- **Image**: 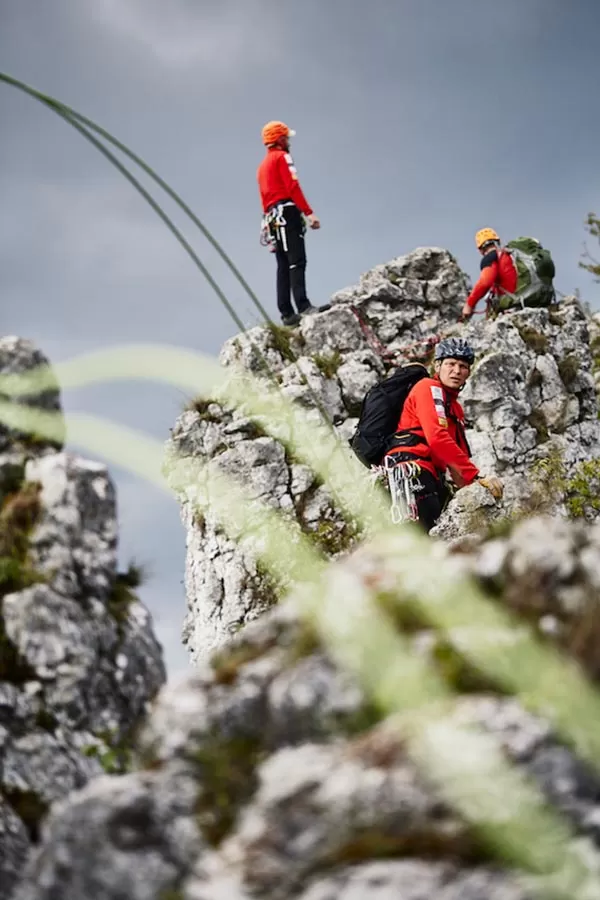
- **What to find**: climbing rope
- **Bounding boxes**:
[349,304,451,369]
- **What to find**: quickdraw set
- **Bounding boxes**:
[260,202,304,253]
[370,458,422,525]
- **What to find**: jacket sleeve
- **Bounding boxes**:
[413,381,480,484]
[278,153,313,216]
[465,258,499,310]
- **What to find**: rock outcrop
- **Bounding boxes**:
[0,338,166,897]
[165,247,600,663]
[15,513,600,900]
[10,248,600,900]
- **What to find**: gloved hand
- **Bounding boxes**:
[477,474,504,500]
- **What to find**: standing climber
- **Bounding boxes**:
[461,228,518,320]
[257,121,329,326]
[384,338,504,532]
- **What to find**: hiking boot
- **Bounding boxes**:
[281,312,302,327]
[298,303,331,317]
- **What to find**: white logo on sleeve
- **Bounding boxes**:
[285,152,298,180]
[430,385,448,426]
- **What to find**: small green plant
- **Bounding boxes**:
[238,418,268,440]
[527,367,544,390]
[0,480,46,681]
[184,396,222,423]
[590,331,600,374]
[558,355,579,387]
[266,322,296,362]
[117,559,149,589]
[513,322,549,354]
[527,409,549,443]
[193,734,265,845]
[310,517,361,557]
[253,558,281,608]
[0,481,42,560]
[564,458,600,519]
[107,560,149,629]
[158,890,184,900]
[210,642,270,686]
[548,308,565,327]
[580,212,600,282]
[525,446,567,514]
[485,512,525,540]
[313,349,343,379]
[83,735,135,775]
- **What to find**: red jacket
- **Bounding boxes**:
[257,148,313,216]
[389,376,479,486]
[465,248,518,311]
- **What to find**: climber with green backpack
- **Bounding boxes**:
[461,227,556,320]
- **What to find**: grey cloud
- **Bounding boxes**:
[89,0,287,74]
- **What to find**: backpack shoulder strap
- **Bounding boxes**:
[444,396,472,457]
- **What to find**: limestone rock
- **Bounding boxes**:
[166,249,600,663]
[0,336,64,454]
[0,341,167,895]
[165,248,477,662]
[18,515,600,899]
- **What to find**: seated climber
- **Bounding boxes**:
[461,228,518,320]
[384,337,504,532]
[462,227,556,319]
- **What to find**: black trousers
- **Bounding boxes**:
[273,204,310,317]
[414,469,450,533]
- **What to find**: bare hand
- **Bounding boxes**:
[307,214,320,230]
[461,302,473,320]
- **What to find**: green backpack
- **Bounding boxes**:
[496,237,556,311]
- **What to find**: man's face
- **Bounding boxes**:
[436,357,470,390]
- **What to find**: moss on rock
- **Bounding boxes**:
[564,458,600,519]
[0,480,45,681]
[193,734,266,846]
[313,349,343,379]
[513,322,549,354]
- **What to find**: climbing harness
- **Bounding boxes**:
[260,201,304,253]
[370,457,422,524]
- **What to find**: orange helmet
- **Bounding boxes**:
[475,227,500,249]
[261,120,296,146]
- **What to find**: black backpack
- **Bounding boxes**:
[350,363,429,468]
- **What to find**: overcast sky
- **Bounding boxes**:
[1,0,599,676]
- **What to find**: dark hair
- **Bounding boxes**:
[480,239,499,253]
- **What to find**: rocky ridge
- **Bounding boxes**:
[14,513,600,900]
[165,247,600,662]
[0,337,166,897]
[8,247,600,900]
